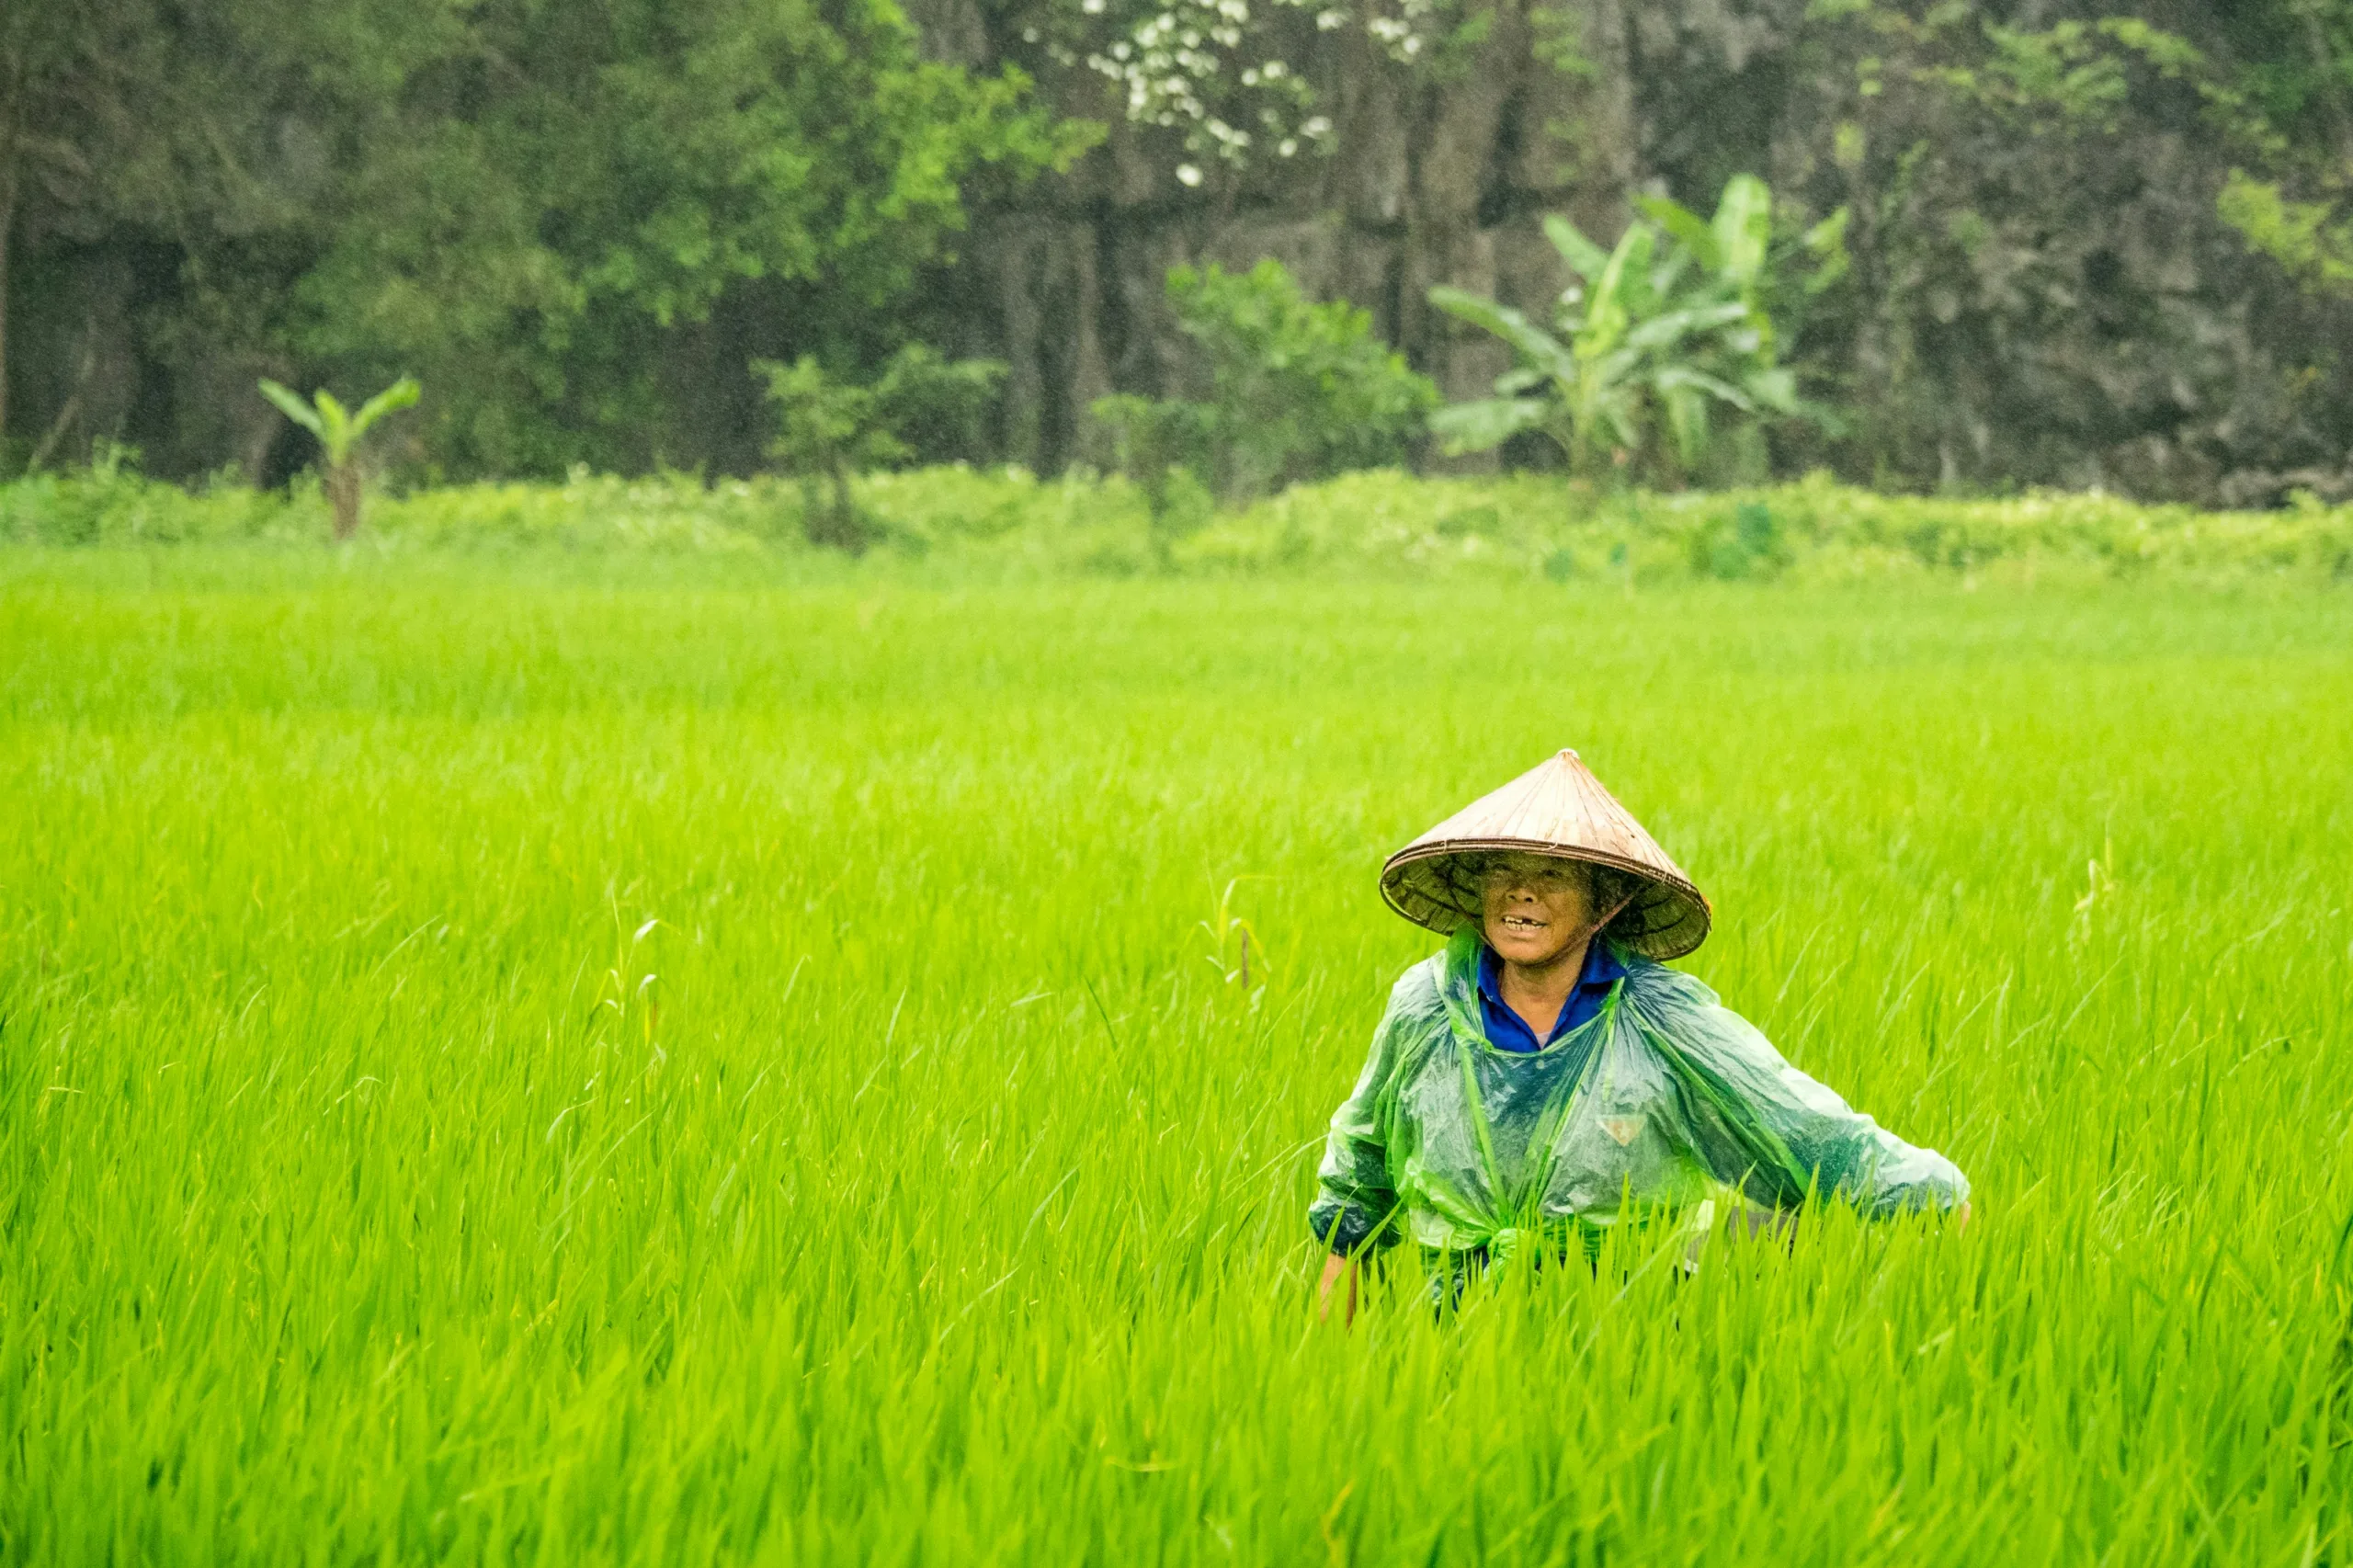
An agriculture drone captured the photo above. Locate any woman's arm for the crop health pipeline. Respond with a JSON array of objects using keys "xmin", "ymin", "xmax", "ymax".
[
  {"xmin": 1638, "ymin": 973, "xmax": 1971, "ymax": 1219},
  {"xmin": 1305, "ymin": 980, "xmax": 1416, "ymax": 1278}
]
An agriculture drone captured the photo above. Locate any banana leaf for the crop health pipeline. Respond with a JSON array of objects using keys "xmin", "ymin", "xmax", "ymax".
[
  {"xmin": 1577, "ymin": 227, "xmax": 1653, "ymax": 356},
  {"xmin": 1711, "ymin": 174, "xmax": 1773, "ymax": 290},
  {"xmin": 1635, "ymin": 193, "xmax": 1719, "ymax": 270},
  {"xmin": 256, "ymin": 381, "xmax": 327, "ymax": 440},
  {"xmin": 1428, "ymin": 397, "xmax": 1551, "ymax": 454},
  {"xmin": 1597, "ymin": 394, "xmax": 1643, "ymax": 454},
  {"xmin": 1427, "ymin": 289, "xmax": 1578, "ymax": 383},
  {"xmin": 1622, "ymin": 301, "xmax": 1749, "ymax": 353},
  {"xmin": 351, "ymin": 378, "xmax": 422, "ymax": 438},
  {"xmin": 1663, "ymin": 383, "xmax": 1711, "ymax": 467},
  {"xmin": 1541, "ymin": 213, "xmax": 1611, "ymax": 283},
  {"xmin": 1653, "ymin": 364, "xmax": 1758, "ymax": 413},
  {"xmin": 1739, "ymin": 365, "xmax": 1802, "ymax": 415}
]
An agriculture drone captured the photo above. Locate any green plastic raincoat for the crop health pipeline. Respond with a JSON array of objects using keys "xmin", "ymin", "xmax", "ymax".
[{"xmin": 1309, "ymin": 928, "xmax": 1968, "ymax": 1260}]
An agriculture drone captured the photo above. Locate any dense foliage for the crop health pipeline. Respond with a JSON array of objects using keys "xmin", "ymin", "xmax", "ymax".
[
  {"xmin": 1430, "ymin": 176, "xmax": 1840, "ymax": 484},
  {"xmin": 756, "ymin": 347, "xmax": 1006, "ymax": 551},
  {"xmin": 5, "ymin": 0, "xmax": 2353, "ymax": 494},
  {"xmin": 0, "ymin": 0, "xmax": 1082, "ymax": 477},
  {"xmin": 5, "ymin": 459, "xmax": 2348, "ymax": 586},
  {"xmin": 1095, "ymin": 260, "xmax": 1436, "ymax": 521}
]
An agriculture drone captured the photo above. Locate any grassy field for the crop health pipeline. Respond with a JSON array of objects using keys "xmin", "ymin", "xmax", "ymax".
[{"xmin": 5, "ymin": 549, "xmax": 2351, "ymax": 1564}]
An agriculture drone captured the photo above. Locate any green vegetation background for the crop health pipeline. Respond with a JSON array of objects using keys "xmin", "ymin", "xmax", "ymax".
[
  {"xmin": 5, "ymin": 554, "xmax": 2350, "ymax": 1562},
  {"xmin": 7, "ymin": 463, "xmax": 2350, "ymax": 585},
  {"xmin": 10, "ymin": 0, "xmax": 2353, "ymax": 493}
]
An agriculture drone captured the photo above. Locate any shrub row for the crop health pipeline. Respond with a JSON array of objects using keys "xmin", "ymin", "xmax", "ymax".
[{"xmin": 5, "ymin": 460, "xmax": 2350, "ymax": 585}]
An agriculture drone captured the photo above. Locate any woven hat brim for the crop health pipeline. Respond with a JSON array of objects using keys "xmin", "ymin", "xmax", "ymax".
[{"xmin": 1379, "ymin": 839, "xmax": 1712, "ymax": 961}]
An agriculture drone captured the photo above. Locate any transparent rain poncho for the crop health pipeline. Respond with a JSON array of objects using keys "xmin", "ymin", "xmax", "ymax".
[{"xmin": 1308, "ymin": 928, "xmax": 1969, "ymax": 1262}]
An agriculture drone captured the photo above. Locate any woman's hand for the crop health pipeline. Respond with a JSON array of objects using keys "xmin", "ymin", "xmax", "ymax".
[{"xmin": 1318, "ymin": 1254, "xmax": 1358, "ymax": 1325}]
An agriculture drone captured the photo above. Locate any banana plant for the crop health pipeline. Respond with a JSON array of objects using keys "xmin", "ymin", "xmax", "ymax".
[
  {"xmin": 1429, "ymin": 175, "xmax": 1840, "ymax": 484},
  {"xmin": 257, "ymin": 377, "xmax": 420, "ymax": 540}
]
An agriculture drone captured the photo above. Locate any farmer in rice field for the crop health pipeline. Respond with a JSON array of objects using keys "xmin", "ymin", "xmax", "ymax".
[{"xmin": 1312, "ymin": 749, "xmax": 1971, "ymax": 1320}]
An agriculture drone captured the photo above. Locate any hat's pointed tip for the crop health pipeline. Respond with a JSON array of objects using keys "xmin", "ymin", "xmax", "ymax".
[{"xmin": 1559, "ymin": 747, "xmax": 1579, "ymax": 762}]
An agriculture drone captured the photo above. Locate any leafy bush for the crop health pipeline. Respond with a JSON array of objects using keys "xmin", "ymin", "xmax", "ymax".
[
  {"xmin": 755, "ymin": 347, "xmax": 1004, "ymax": 553},
  {"xmin": 1094, "ymin": 261, "xmax": 1436, "ymax": 511},
  {"xmin": 2218, "ymin": 172, "xmax": 2353, "ymax": 299},
  {"xmin": 1429, "ymin": 176, "xmax": 1845, "ymax": 485},
  {"xmin": 1688, "ymin": 500, "xmax": 1792, "ymax": 580},
  {"xmin": 0, "ymin": 446, "xmax": 306, "ymax": 545},
  {"xmin": 1087, "ymin": 395, "xmax": 1215, "ymax": 561},
  {"xmin": 6, "ymin": 461, "xmax": 2352, "ymax": 587}
]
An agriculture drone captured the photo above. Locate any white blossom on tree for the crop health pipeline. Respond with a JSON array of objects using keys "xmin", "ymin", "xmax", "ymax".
[{"xmin": 1016, "ymin": 0, "xmax": 1459, "ymax": 176}]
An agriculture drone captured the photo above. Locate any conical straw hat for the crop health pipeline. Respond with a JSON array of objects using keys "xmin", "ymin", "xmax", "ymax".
[{"xmin": 1380, "ymin": 749, "xmax": 1711, "ymax": 960}]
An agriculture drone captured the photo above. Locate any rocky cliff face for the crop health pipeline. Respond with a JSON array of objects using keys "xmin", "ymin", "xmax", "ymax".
[
  {"xmin": 14, "ymin": 0, "xmax": 2346, "ymax": 500},
  {"xmin": 921, "ymin": 0, "xmax": 1631, "ymax": 477},
  {"xmin": 932, "ymin": 0, "xmax": 2353, "ymax": 502}
]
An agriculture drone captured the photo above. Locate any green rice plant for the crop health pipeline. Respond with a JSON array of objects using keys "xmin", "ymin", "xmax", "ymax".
[{"xmin": 2, "ymin": 551, "xmax": 2347, "ymax": 1563}]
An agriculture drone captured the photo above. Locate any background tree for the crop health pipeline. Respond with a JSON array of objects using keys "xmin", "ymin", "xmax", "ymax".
[
  {"xmin": 279, "ymin": 0, "xmax": 1086, "ymax": 476},
  {"xmin": 756, "ymin": 347, "xmax": 1004, "ymax": 552},
  {"xmin": 0, "ymin": 0, "xmax": 1084, "ymax": 479},
  {"xmin": 1095, "ymin": 260, "xmax": 1435, "ymax": 508},
  {"xmin": 2209, "ymin": 1, "xmax": 2353, "ymax": 298},
  {"xmin": 9, "ymin": 0, "xmax": 2353, "ymax": 499},
  {"xmin": 0, "ymin": 0, "xmax": 152, "ymax": 455}
]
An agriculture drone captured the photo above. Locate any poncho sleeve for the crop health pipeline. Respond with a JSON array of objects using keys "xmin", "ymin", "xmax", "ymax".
[
  {"xmin": 1305, "ymin": 967, "xmax": 1426, "ymax": 1255},
  {"xmin": 1631, "ymin": 966, "xmax": 1970, "ymax": 1218}
]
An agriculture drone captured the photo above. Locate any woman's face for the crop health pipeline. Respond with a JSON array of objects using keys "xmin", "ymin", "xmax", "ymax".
[{"xmin": 1477, "ymin": 855, "xmax": 1597, "ymax": 969}]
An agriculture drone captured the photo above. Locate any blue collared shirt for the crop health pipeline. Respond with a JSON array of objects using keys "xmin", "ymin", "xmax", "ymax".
[{"xmin": 1477, "ymin": 937, "xmax": 1625, "ymax": 1051}]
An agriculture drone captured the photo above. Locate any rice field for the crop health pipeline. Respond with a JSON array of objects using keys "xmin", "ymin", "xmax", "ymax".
[{"xmin": 5, "ymin": 551, "xmax": 2350, "ymax": 1564}]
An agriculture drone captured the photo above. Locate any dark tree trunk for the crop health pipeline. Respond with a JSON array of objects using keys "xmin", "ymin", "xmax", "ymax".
[
  {"xmin": 326, "ymin": 460, "xmax": 361, "ymax": 540},
  {"xmin": 0, "ymin": 26, "xmax": 20, "ymax": 458},
  {"xmin": 0, "ymin": 165, "xmax": 15, "ymax": 449}
]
